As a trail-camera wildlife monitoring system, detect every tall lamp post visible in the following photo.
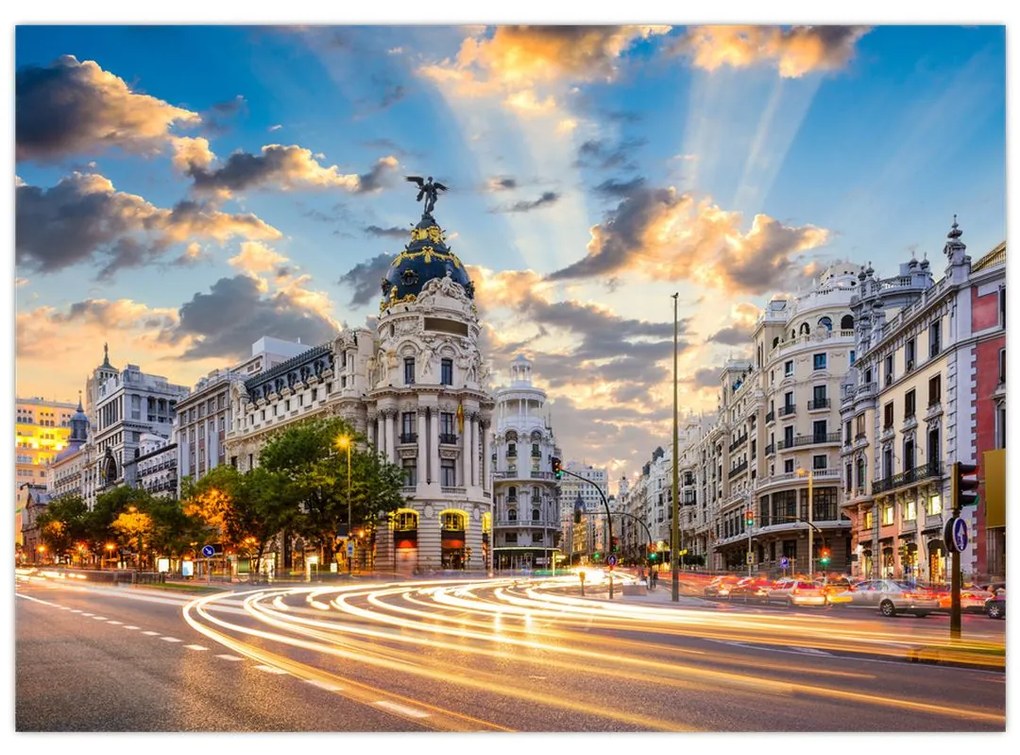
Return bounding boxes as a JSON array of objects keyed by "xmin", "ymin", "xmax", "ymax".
[
  {"xmin": 671, "ymin": 292, "xmax": 680, "ymax": 602},
  {"xmin": 796, "ymin": 468, "xmax": 814, "ymax": 576},
  {"xmin": 336, "ymin": 434, "xmax": 353, "ymax": 574}
]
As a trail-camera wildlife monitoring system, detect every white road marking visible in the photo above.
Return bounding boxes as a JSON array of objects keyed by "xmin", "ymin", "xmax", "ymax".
[
  {"xmin": 141, "ymin": 631, "xmax": 160, "ymax": 636},
  {"xmin": 69, "ymin": 609, "xmax": 82, "ymax": 613},
  {"xmin": 216, "ymin": 654, "xmax": 245, "ymax": 662},
  {"xmin": 92, "ymin": 616, "xmax": 108, "ymax": 620},
  {"xmin": 160, "ymin": 637, "xmax": 182, "ymax": 643},
  {"xmin": 184, "ymin": 644, "xmax": 208, "ymax": 651},
  {"xmin": 373, "ymin": 700, "xmax": 430, "ymax": 718},
  {"xmin": 306, "ymin": 679, "xmax": 344, "ymax": 692},
  {"xmin": 793, "ymin": 647, "xmax": 832, "ymax": 656},
  {"xmin": 254, "ymin": 665, "xmax": 288, "ymax": 675},
  {"xmin": 80, "ymin": 612, "xmax": 94, "ymax": 617},
  {"xmin": 106, "ymin": 620, "xmax": 123, "ymax": 625},
  {"xmin": 122, "ymin": 625, "xmax": 140, "ymax": 630}
]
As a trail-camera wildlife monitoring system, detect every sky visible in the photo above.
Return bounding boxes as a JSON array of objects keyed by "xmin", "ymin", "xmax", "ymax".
[{"xmin": 12, "ymin": 22, "xmax": 1007, "ymax": 486}]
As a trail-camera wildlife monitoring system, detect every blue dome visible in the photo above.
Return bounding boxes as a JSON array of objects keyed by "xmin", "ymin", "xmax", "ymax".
[{"xmin": 380, "ymin": 213, "xmax": 474, "ymax": 312}]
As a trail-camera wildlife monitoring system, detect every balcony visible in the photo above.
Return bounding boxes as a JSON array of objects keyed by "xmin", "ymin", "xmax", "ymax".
[
  {"xmin": 808, "ymin": 398, "xmax": 831, "ymax": 411},
  {"xmin": 506, "ymin": 449, "xmax": 517, "ymax": 458},
  {"xmin": 776, "ymin": 432, "xmax": 840, "ymax": 450},
  {"xmin": 765, "ymin": 410, "xmax": 775, "ymax": 424},
  {"xmin": 399, "ymin": 432, "xmax": 418, "ymax": 443},
  {"xmin": 764, "ymin": 443, "xmax": 775, "ymax": 456},
  {"xmin": 439, "ymin": 433, "xmax": 458, "ymax": 444},
  {"xmin": 728, "ymin": 460, "xmax": 748, "ymax": 479},
  {"xmin": 779, "ymin": 404, "xmax": 797, "ymax": 417},
  {"xmin": 441, "ymin": 486, "xmax": 467, "ymax": 495},
  {"xmin": 858, "ymin": 382, "xmax": 877, "ymax": 399},
  {"xmin": 872, "ymin": 461, "xmax": 942, "ymax": 495},
  {"xmin": 728, "ymin": 434, "xmax": 748, "ymax": 452}
]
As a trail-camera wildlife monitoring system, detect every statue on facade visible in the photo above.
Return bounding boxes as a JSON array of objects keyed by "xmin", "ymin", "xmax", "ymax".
[{"xmin": 406, "ymin": 175, "xmax": 447, "ymax": 215}]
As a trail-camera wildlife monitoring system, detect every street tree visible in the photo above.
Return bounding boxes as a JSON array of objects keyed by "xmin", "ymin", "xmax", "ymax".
[{"xmin": 36, "ymin": 494, "xmax": 89, "ymax": 563}]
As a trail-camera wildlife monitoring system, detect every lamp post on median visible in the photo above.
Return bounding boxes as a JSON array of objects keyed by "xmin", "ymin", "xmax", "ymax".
[
  {"xmin": 336, "ymin": 434, "xmax": 353, "ymax": 575},
  {"xmin": 796, "ymin": 468, "xmax": 814, "ymax": 577},
  {"xmin": 671, "ymin": 292, "xmax": 680, "ymax": 602}
]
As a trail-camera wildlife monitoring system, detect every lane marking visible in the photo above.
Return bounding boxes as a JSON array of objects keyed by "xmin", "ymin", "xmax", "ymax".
[
  {"xmin": 160, "ymin": 637, "xmax": 182, "ymax": 643},
  {"xmin": 373, "ymin": 700, "xmax": 430, "ymax": 719},
  {"xmin": 254, "ymin": 665, "xmax": 288, "ymax": 675},
  {"xmin": 793, "ymin": 647, "xmax": 832, "ymax": 656},
  {"xmin": 216, "ymin": 654, "xmax": 245, "ymax": 662},
  {"xmin": 306, "ymin": 679, "xmax": 344, "ymax": 692},
  {"xmin": 184, "ymin": 644, "xmax": 208, "ymax": 651},
  {"xmin": 92, "ymin": 616, "xmax": 108, "ymax": 621},
  {"xmin": 69, "ymin": 609, "xmax": 82, "ymax": 613},
  {"xmin": 80, "ymin": 612, "xmax": 94, "ymax": 617},
  {"xmin": 106, "ymin": 620, "xmax": 123, "ymax": 625},
  {"xmin": 122, "ymin": 625, "xmax": 140, "ymax": 630},
  {"xmin": 141, "ymin": 631, "xmax": 160, "ymax": 636}
]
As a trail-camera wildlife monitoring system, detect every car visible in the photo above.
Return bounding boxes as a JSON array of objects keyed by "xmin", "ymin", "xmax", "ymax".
[
  {"xmin": 767, "ymin": 578, "xmax": 828, "ymax": 607},
  {"xmin": 985, "ymin": 589, "xmax": 1006, "ymax": 620},
  {"xmin": 918, "ymin": 583, "xmax": 994, "ymax": 613},
  {"xmin": 820, "ymin": 576, "xmax": 855, "ymax": 604},
  {"xmin": 704, "ymin": 576, "xmax": 739, "ymax": 599},
  {"xmin": 843, "ymin": 579, "xmax": 940, "ymax": 617},
  {"xmin": 728, "ymin": 577, "xmax": 771, "ymax": 603}
]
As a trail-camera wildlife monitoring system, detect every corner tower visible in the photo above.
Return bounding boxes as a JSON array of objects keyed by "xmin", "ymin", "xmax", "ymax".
[{"xmin": 367, "ymin": 181, "xmax": 495, "ymax": 575}]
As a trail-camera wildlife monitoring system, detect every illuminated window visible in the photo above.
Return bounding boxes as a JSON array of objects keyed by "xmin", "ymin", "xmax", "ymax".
[
  {"xmin": 928, "ymin": 495, "xmax": 942, "ymax": 515},
  {"xmin": 903, "ymin": 499, "xmax": 917, "ymax": 521}
]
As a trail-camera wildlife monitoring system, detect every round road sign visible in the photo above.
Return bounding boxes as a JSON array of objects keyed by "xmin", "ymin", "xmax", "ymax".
[
  {"xmin": 607, "ymin": 554, "xmax": 618, "ymax": 566},
  {"xmin": 201, "ymin": 544, "xmax": 215, "ymax": 558},
  {"xmin": 944, "ymin": 517, "xmax": 969, "ymax": 553}
]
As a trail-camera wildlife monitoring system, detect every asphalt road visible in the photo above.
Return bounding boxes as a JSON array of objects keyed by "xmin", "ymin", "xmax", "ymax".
[{"xmin": 15, "ymin": 573, "xmax": 1006, "ymax": 733}]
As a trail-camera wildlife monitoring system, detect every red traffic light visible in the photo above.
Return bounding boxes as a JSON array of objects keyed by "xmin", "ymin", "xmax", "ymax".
[{"xmin": 954, "ymin": 462, "xmax": 979, "ymax": 507}]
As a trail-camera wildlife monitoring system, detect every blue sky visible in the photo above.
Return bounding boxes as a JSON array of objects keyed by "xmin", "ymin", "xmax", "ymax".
[{"xmin": 12, "ymin": 23, "xmax": 1006, "ymax": 479}]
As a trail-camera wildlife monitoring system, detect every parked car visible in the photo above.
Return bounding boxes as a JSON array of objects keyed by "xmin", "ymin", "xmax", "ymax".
[
  {"xmin": 728, "ymin": 577, "xmax": 771, "ymax": 603},
  {"xmin": 704, "ymin": 576, "xmax": 739, "ymax": 599},
  {"xmin": 767, "ymin": 578, "xmax": 828, "ymax": 607},
  {"xmin": 985, "ymin": 589, "xmax": 1006, "ymax": 620},
  {"xmin": 843, "ymin": 579, "xmax": 940, "ymax": 617}
]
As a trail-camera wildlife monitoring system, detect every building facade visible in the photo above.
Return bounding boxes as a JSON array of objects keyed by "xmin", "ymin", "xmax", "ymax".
[
  {"xmin": 15, "ymin": 396, "xmax": 76, "ymax": 546},
  {"xmin": 491, "ymin": 355, "xmax": 561, "ymax": 570},
  {"xmin": 560, "ymin": 461, "xmax": 609, "ymax": 563},
  {"xmin": 225, "ymin": 201, "xmax": 495, "ymax": 574},
  {"xmin": 122, "ymin": 434, "xmax": 178, "ymax": 499}
]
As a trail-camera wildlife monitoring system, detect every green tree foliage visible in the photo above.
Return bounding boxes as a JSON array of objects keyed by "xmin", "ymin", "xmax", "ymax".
[
  {"xmin": 36, "ymin": 494, "xmax": 89, "ymax": 561},
  {"xmin": 258, "ymin": 416, "xmax": 405, "ymax": 566}
]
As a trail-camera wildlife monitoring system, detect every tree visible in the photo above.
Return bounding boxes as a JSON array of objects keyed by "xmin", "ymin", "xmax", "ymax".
[
  {"xmin": 36, "ymin": 495, "xmax": 89, "ymax": 563},
  {"xmin": 111, "ymin": 507, "xmax": 154, "ymax": 569}
]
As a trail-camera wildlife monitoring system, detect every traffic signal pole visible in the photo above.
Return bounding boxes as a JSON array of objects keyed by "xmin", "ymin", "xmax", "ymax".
[
  {"xmin": 949, "ymin": 461, "xmax": 980, "ymax": 641},
  {"xmin": 671, "ymin": 292, "xmax": 680, "ymax": 603},
  {"xmin": 557, "ymin": 463, "xmax": 614, "ymax": 600}
]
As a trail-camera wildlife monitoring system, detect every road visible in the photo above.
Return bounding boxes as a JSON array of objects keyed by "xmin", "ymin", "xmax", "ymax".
[{"xmin": 15, "ymin": 571, "xmax": 1005, "ymax": 732}]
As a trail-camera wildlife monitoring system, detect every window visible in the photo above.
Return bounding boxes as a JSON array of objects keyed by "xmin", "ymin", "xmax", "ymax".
[
  {"xmin": 928, "ymin": 374, "xmax": 942, "ymax": 406},
  {"xmin": 784, "ymin": 459, "xmax": 795, "ymax": 474},
  {"xmin": 508, "ymin": 508, "xmax": 517, "ymax": 521},
  {"xmin": 904, "ymin": 438, "xmax": 915, "ymax": 469},
  {"xmin": 532, "ymin": 532, "xmax": 544, "ymax": 544},
  {"xmin": 784, "ymin": 391, "xmax": 794, "ymax": 410},
  {"xmin": 442, "ymin": 511, "xmax": 465, "ymax": 530},
  {"xmin": 999, "ymin": 348, "xmax": 1006, "ymax": 384},
  {"xmin": 844, "ymin": 421, "xmax": 852, "ymax": 444},
  {"xmin": 904, "ymin": 389, "xmax": 916, "ymax": 419},
  {"xmin": 996, "ymin": 403, "xmax": 1006, "ymax": 449},
  {"xmin": 883, "ymin": 447, "xmax": 893, "ymax": 479},
  {"xmin": 928, "ymin": 495, "xmax": 942, "ymax": 516},
  {"xmin": 905, "ymin": 339, "xmax": 916, "ymax": 371},
  {"xmin": 812, "ymin": 419, "xmax": 827, "ymax": 441},
  {"xmin": 850, "ymin": 349, "xmax": 856, "ymax": 366},
  {"xmin": 812, "ymin": 385, "xmax": 827, "ymax": 408},
  {"xmin": 881, "ymin": 504, "xmax": 894, "ymax": 526},
  {"xmin": 999, "ymin": 287, "xmax": 1006, "ymax": 328},
  {"xmin": 532, "ymin": 509, "xmax": 541, "ymax": 522},
  {"xmin": 402, "ymin": 459, "xmax": 417, "ymax": 486},
  {"xmin": 401, "ymin": 412, "xmax": 416, "ymax": 438},
  {"xmin": 885, "ymin": 354, "xmax": 894, "ymax": 386},
  {"xmin": 883, "ymin": 402, "xmax": 894, "ymax": 429},
  {"xmin": 813, "ymin": 353, "xmax": 827, "ymax": 370},
  {"xmin": 864, "ymin": 509, "xmax": 874, "ymax": 529},
  {"xmin": 783, "ymin": 426, "xmax": 794, "ymax": 446},
  {"xmin": 929, "ymin": 320, "xmax": 941, "ymax": 357},
  {"xmin": 441, "ymin": 358, "xmax": 453, "ymax": 386},
  {"xmin": 845, "ymin": 462, "xmax": 853, "ymax": 492},
  {"xmin": 404, "ymin": 357, "xmax": 415, "ymax": 385},
  {"xmin": 818, "ymin": 316, "xmax": 833, "ymax": 331},
  {"xmin": 855, "ymin": 414, "xmax": 865, "ymax": 437},
  {"xmin": 813, "ymin": 454, "xmax": 827, "ymax": 470},
  {"xmin": 784, "ymin": 360, "xmax": 793, "ymax": 376},
  {"xmin": 440, "ymin": 459, "xmax": 456, "ymax": 486},
  {"xmin": 841, "ymin": 314, "xmax": 854, "ymax": 330},
  {"xmin": 903, "ymin": 498, "xmax": 917, "ymax": 521},
  {"xmin": 856, "ymin": 458, "xmax": 866, "ymax": 488},
  {"xmin": 508, "ymin": 486, "xmax": 517, "ymax": 502},
  {"xmin": 505, "ymin": 532, "xmax": 518, "ymax": 544}
]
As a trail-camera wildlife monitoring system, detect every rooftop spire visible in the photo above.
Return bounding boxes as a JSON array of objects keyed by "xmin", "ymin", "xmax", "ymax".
[{"xmin": 102, "ymin": 342, "xmax": 111, "ymax": 368}]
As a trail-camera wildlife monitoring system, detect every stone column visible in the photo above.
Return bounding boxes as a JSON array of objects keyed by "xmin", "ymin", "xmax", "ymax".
[
  {"xmin": 461, "ymin": 412, "xmax": 472, "ymax": 489},
  {"xmin": 417, "ymin": 407, "xmax": 427, "ymax": 486},
  {"xmin": 480, "ymin": 421, "xmax": 489, "ymax": 493},
  {"xmin": 430, "ymin": 406, "xmax": 441, "ymax": 485},
  {"xmin": 367, "ymin": 411, "xmax": 377, "ymax": 450},
  {"xmin": 386, "ymin": 410, "xmax": 397, "ymax": 463}
]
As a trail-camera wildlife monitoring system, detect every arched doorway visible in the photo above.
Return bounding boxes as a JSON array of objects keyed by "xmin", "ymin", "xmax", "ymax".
[
  {"xmin": 928, "ymin": 540, "xmax": 946, "ymax": 585},
  {"xmin": 440, "ymin": 509, "xmax": 468, "ymax": 569},
  {"xmin": 392, "ymin": 508, "xmax": 418, "ymax": 576},
  {"xmin": 481, "ymin": 511, "xmax": 491, "ymax": 571}
]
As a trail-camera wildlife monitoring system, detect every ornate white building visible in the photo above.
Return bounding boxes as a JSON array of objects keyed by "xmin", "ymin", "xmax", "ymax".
[
  {"xmin": 225, "ymin": 197, "xmax": 495, "ymax": 574},
  {"xmin": 491, "ymin": 355, "xmax": 562, "ymax": 570}
]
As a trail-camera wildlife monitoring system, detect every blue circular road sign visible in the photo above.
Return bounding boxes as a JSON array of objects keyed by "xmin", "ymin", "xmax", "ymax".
[
  {"xmin": 607, "ymin": 554, "xmax": 618, "ymax": 566},
  {"xmin": 201, "ymin": 544, "xmax": 216, "ymax": 558}
]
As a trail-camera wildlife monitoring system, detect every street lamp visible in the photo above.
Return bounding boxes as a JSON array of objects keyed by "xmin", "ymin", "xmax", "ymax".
[
  {"xmin": 796, "ymin": 468, "xmax": 814, "ymax": 576},
  {"xmin": 671, "ymin": 291, "xmax": 680, "ymax": 602},
  {"xmin": 36, "ymin": 544, "xmax": 46, "ymax": 565},
  {"xmin": 335, "ymin": 434, "xmax": 353, "ymax": 574},
  {"xmin": 105, "ymin": 543, "xmax": 115, "ymax": 570}
]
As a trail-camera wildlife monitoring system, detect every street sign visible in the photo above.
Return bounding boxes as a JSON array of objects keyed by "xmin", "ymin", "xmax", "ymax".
[
  {"xmin": 606, "ymin": 554, "xmax": 618, "ymax": 566},
  {"xmin": 780, "ymin": 556, "xmax": 790, "ymax": 568},
  {"xmin": 746, "ymin": 552, "xmax": 754, "ymax": 565},
  {"xmin": 944, "ymin": 517, "xmax": 969, "ymax": 553},
  {"xmin": 347, "ymin": 540, "xmax": 354, "ymax": 556},
  {"xmin": 201, "ymin": 545, "xmax": 215, "ymax": 558}
]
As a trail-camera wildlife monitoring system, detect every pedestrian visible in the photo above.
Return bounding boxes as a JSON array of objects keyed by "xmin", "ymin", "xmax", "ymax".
[{"xmin": 651, "ymin": 569, "xmax": 658, "ymax": 589}]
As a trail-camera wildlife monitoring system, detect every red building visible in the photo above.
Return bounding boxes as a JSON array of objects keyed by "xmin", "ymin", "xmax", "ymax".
[{"xmin": 968, "ymin": 241, "xmax": 1006, "ymax": 580}]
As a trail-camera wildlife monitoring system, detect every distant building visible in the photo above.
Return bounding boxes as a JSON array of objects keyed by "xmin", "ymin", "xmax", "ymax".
[
  {"xmin": 15, "ymin": 396, "xmax": 77, "ymax": 546},
  {"xmin": 122, "ymin": 434, "xmax": 178, "ymax": 499},
  {"xmin": 560, "ymin": 461, "xmax": 608, "ymax": 563},
  {"xmin": 491, "ymin": 355, "xmax": 561, "ymax": 570}
]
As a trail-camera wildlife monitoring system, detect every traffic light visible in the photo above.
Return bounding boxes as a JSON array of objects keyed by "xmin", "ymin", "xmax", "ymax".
[
  {"xmin": 648, "ymin": 552, "xmax": 659, "ymax": 563},
  {"xmin": 745, "ymin": 510, "xmax": 755, "ymax": 527},
  {"xmin": 953, "ymin": 462, "xmax": 979, "ymax": 507},
  {"xmin": 592, "ymin": 551, "xmax": 601, "ymax": 562},
  {"xmin": 551, "ymin": 457, "xmax": 563, "ymax": 479},
  {"xmin": 819, "ymin": 547, "xmax": 831, "ymax": 567},
  {"xmin": 611, "ymin": 536, "xmax": 619, "ymax": 553},
  {"xmin": 573, "ymin": 502, "xmax": 582, "ymax": 525}
]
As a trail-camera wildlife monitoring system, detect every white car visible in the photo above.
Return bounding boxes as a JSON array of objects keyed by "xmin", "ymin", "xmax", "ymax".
[{"xmin": 766, "ymin": 578, "xmax": 828, "ymax": 606}]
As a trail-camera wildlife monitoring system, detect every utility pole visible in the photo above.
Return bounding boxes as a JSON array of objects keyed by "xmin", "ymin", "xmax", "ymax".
[{"xmin": 671, "ymin": 292, "xmax": 680, "ymax": 602}]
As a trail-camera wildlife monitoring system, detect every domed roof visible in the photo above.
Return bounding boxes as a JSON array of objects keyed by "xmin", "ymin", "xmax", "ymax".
[{"xmin": 380, "ymin": 213, "xmax": 474, "ymax": 312}]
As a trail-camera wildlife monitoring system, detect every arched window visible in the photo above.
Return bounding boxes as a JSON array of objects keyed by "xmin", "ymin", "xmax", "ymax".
[
  {"xmin": 441, "ymin": 511, "xmax": 466, "ymax": 530},
  {"xmin": 532, "ymin": 509, "xmax": 541, "ymax": 521},
  {"xmin": 508, "ymin": 486, "xmax": 517, "ymax": 501},
  {"xmin": 818, "ymin": 316, "xmax": 833, "ymax": 332},
  {"xmin": 841, "ymin": 314, "xmax": 854, "ymax": 330},
  {"xmin": 800, "ymin": 322, "xmax": 810, "ymax": 335},
  {"xmin": 772, "ymin": 337, "xmax": 780, "ymax": 349},
  {"xmin": 508, "ymin": 508, "xmax": 517, "ymax": 521}
]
